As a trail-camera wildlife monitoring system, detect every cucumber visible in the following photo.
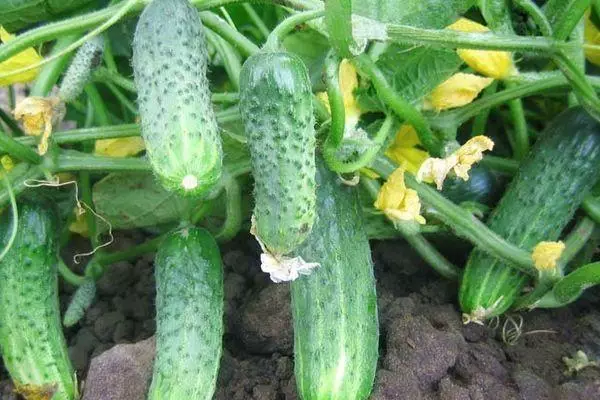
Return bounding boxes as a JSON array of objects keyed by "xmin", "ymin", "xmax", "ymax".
[
  {"xmin": 63, "ymin": 278, "xmax": 96, "ymax": 328},
  {"xmin": 133, "ymin": 0, "xmax": 222, "ymax": 197},
  {"xmin": 441, "ymin": 164, "xmax": 501, "ymax": 206},
  {"xmin": 149, "ymin": 227, "xmax": 224, "ymax": 400},
  {"xmin": 459, "ymin": 107, "xmax": 600, "ymax": 322},
  {"xmin": 0, "ymin": 199, "xmax": 77, "ymax": 400},
  {"xmin": 239, "ymin": 51, "xmax": 316, "ymax": 256},
  {"xmin": 291, "ymin": 161, "xmax": 378, "ymax": 400},
  {"xmin": 58, "ymin": 35, "xmax": 104, "ymax": 103},
  {"xmin": 0, "ymin": 0, "xmax": 93, "ymax": 31}
]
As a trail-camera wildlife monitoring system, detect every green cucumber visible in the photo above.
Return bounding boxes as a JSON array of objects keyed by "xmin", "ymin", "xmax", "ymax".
[
  {"xmin": 292, "ymin": 161, "xmax": 378, "ymax": 400},
  {"xmin": 0, "ymin": 199, "xmax": 77, "ymax": 400},
  {"xmin": 459, "ymin": 107, "xmax": 600, "ymax": 322},
  {"xmin": 58, "ymin": 35, "xmax": 104, "ymax": 103},
  {"xmin": 149, "ymin": 227, "xmax": 224, "ymax": 400},
  {"xmin": 63, "ymin": 278, "xmax": 96, "ymax": 328},
  {"xmin": 239, "ymin": 51, "xmax": 316, "ymax": 256},
  {"xmin": 441, "ymin": 164, "xmax": 501, "ymax": 206},
  {"xmin": 0, "ymin": 0, "xmax": 93, "ymax": 31},
  {"xmin": 133, "ymin": 0, "xmax": 222, "ymax": 197}
]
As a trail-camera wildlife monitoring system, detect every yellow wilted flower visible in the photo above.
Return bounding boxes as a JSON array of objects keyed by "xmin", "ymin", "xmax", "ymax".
[
  {"xmin": 532, "ymin": 241, "xmax": 565, "ymax": 271},
  {"xmin": 385, "ymin": 124, "xmax": 430, "ymax": 175},
  {"xmin": 424, "ymin": 73, "xmax": 493, "ymax": 111},
  {"xmin": 417, "ymin": 135, "xmax": 494, "ymax": 190},
  {"xmin": 13, "ymin": 96, "xmax": 64, "ymax": 155},
  {"xmin": 316, "ymin": 59, "xmax": 362, "ymax": 129},
  {"xmin": 584, "ymin": 10, "xmax": 600, "ymax": 66},
  {"xmin": 95, "ymin": 137, "xmax": 145, "ymax": 157},
  {"xmin": 0, "ymin": 26, "xmax": 43, "ymax": 86},
  {"xmin": 374, "ymin": 167, "xmax": 426, "ymax": 225},
  {"xmin": 447, "ymin": 18, "xmax": 516, "ymax": 79}
]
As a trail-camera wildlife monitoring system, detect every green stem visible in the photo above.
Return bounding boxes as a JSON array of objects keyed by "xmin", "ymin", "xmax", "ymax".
[
  {"xmin": 30, "ymin": 34, "xmax": 80, "ymax": 97},
  {"xmin": 215, "ymin": 173, "xmax": 242, "ymax": 241},
  {"xmin": 323, "ymin": 50, "xmax": 345, "ymax": 148},
  {"xmin": 58, "ymin": 259, "xmax": 86, "ymax": 286},
  {"xmin": 370, "ymin": 155, "xmax": 537, "ymax": 276},
  {"xmin": 433, "ymin": 75, "xmax": 568, "ymax": 128},
  {"xmin": 324, "ymin": 113, "xmax": 395, "ymax": 173},
  {"xmin": 552, "ymin": 52, "xmax": 600, "ymax": 120},
  {"xmin": 552, "ymin": 0, "xmax": 591, "ymax": 41},
  {"xmin": 0, "ymin": 175, "xmax": 18, "ymax": 263},
  {"xmin": 103, "ymin": 38, "xmax": 119, "ymax": 72},
  {"xmin": 206, "ymin": 30, "xmax": 242, "ymax": 90},
  {"xmin": 536, "ymin": 261, "xmax": 600, "ymax": 307},
  {"xmin": 353, "ymin": 54, "xmax": 442, "ymax": 156},
  {"xmin": 264, "ymin": 9, "xmax": 325, "ymax": 51},
  {"xmin": 200, "ymin": 11, "xmax": 260, "ymax": 57},
  {"xmin": 324, "ymin": 0, "xmax": 354, "ymax": 58},
  {"xmin": 385, "ymin": 23, "xmax": 570, "ymax": 53},
  {"xmin": 93, "ymin": 67, "xmax": 136, "ymax": 92},
  {"xmin": 582, "ymin": 196, "xmax": 600, "ymax": 224},
  {"xmin": 561, "ymin": 217, "xmax": 596, "ymax": 266},
  {"xmin": 506, "ymin": 83, "xmax": 530, "ymax": 160},
  {"xmin": 85, "ymin": 85, "xmax": 111, "ymax": 126},
  {"xmin": 471, "ymin": 81, "xmax": 497, "ymax": 137},
  {"xmin": 242, "ymin": 3, "xmax": 271, "ymax": 40},
  {"xmin": 0, "ymin": 131, "xmax": 42, "ymax": 164},
  {"xmin": 52, "ymin": 150, "xmax": 151, "ymax": 172},
  {"xmin": 513, "ymin": 0, "xmax": 553, "ymax": 36},
  {"xmin": 0, "ymin": 108, "xmax": 23, "ymax": 136},
  {"xmin": 105, "ymin": 82, "xmax": 138, "ymax": 116},
  {"xmin": 480, "ymin": 155, "xmax": 518, "ymax": 174}
]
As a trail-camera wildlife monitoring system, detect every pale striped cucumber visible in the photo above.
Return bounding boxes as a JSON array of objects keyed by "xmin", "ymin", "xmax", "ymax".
[
  {"xmin": 291, "ymin": 161, "xmax": 378, "ymax": 400},
  {"xmin": 149, "ymin": 227, "xmax": 224, "ymax": 400},
  {"xmin": 132, "ymin": 0, "xmax": 222, "ymax": 197},
  {"xmin": 58, "ymin": 35, "xmax": 104, "ymax": 103},
  {"xmin": 239, "ymin": 51, "xmax": 317, "ymax": 256},
  {"xmin": 0, "ymin": 199, "xmax": 77, "ymax": 400}
]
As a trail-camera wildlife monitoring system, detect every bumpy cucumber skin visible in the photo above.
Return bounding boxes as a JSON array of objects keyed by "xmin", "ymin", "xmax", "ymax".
[
  {"xmin": 0, "ymin": 201, "xmax": 76, "ymax": 400},
  {"xmin": 291, "ymin": 161, "xmax": 378, "ymax": 400},
  {"xmin": 58, "ymin": 35, "xmax": 104, "ymax": 103},
  {"xmin": 239, "ymin": 52, "xmax": 316, "ymax": 255},
  {"xmin": 63, "ymin": 278, "xmax": 96, "ymax": 328},
  {"xmin": 133, "ymin": 0, "xmax": 222, "ymax": 197},
  {"xmin": 460, "ymin": 107, "xmax": 600, "ymax": 319},
  {"xmin": 149, "ymin": 227, "xmax": 224, "ymax": 400}
]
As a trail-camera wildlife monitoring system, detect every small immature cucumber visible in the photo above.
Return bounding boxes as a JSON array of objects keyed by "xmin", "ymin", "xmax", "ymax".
[
  {"xmin": 149, "ymin": 227, "xmax": 224, "ymax": 400},
  {"xmin": 459, "ymin": 107, "xmax": 600, "ymax": 321},
  {"xmin": 63, "ymin": 278, "xmax": 96, "ymax": 328},
  {"xmin": 58, "ymin": 35, "xmax": 104, "ymax": 103},
  {"xmin": 239, "ymin": 51, "xmax": 316, "ymax": 255},
  {"xmin": 133, "ymin": 0, "xmax": 222, "ymax": 197},
  {"xmin": 0, "ymin": 200, "xmax": 77, "ymax": 400},
  {"xmin": 292, "ymin": 161, "xmax": 378, "ymax": 400}
]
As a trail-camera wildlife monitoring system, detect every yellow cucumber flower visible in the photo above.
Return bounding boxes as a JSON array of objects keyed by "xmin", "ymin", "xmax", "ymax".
[
  {"xmin": 531, "ymin": 241, "xmax": 565, "ymax": 271},
  {"xmin": 0, "ymin": 26, "xmax": 43, "ymax": 86},
  {"xmin": 95, "ymin": 137, "xmax": 146, "ymax": 157},
  {"xmin": 584, "ymin": 10, "xmax": 600, "ymax": 66},
  {"xmin": 385, "ymin": 124, "xmax": 430, "ymax": 175},
  {"xmin": 417, "ymin": 135, "xmax": 494, "ymax": 190},
  {"xmin": 0, "ymin": 155, "xmax": 14, "ymax": 174},
  {"xmin": 447, "ymin": 18, "xmax": 516, "ymax": 79},
  {"xmin": 424, "ymin": 73, "xmax": 493, "ymax": 111},
  {"xmin": 316, "ymin": 59, "xmax": 362, "ymax": 129},
  {"xmin": 13, "ymin": 96, "xmax": 65, "ymax": 155},
  {"xmin": 374, "ymin": 167, "xmax": 426, "ymax": 225}
]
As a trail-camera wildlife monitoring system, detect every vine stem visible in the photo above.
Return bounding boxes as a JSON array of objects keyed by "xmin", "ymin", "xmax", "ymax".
[
  {"xmin": 370, "ymin": 155, "xmax": 537, "ymax": 276},
  {"xmin": 0, "ymin": 175, "xmax": 18, "ymax": 263},
  {"xmin": 263, "ymin": 9, "xmax": 325, "ymax": 51}
]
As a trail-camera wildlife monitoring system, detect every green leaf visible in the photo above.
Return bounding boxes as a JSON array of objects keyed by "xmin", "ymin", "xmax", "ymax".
[
  {"xmin": 378, "ymin": 45, "xmax": 463, "ymax": 106},
  {"xmin": 92, "ymin": 172, "xmax": 188, "ymax": 230},
  {"xmin": 357, "ymin": 45, "xmax": 463, "ymax": 112},
  {"xmin": 353, "ymin": 0, "xmax": 476, "ymax": 28}
]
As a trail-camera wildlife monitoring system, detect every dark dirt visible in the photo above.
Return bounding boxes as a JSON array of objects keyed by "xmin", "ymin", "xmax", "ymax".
[{"xmin": 2, "ymin": 233, "xmax": 600, "ymax": 399}]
